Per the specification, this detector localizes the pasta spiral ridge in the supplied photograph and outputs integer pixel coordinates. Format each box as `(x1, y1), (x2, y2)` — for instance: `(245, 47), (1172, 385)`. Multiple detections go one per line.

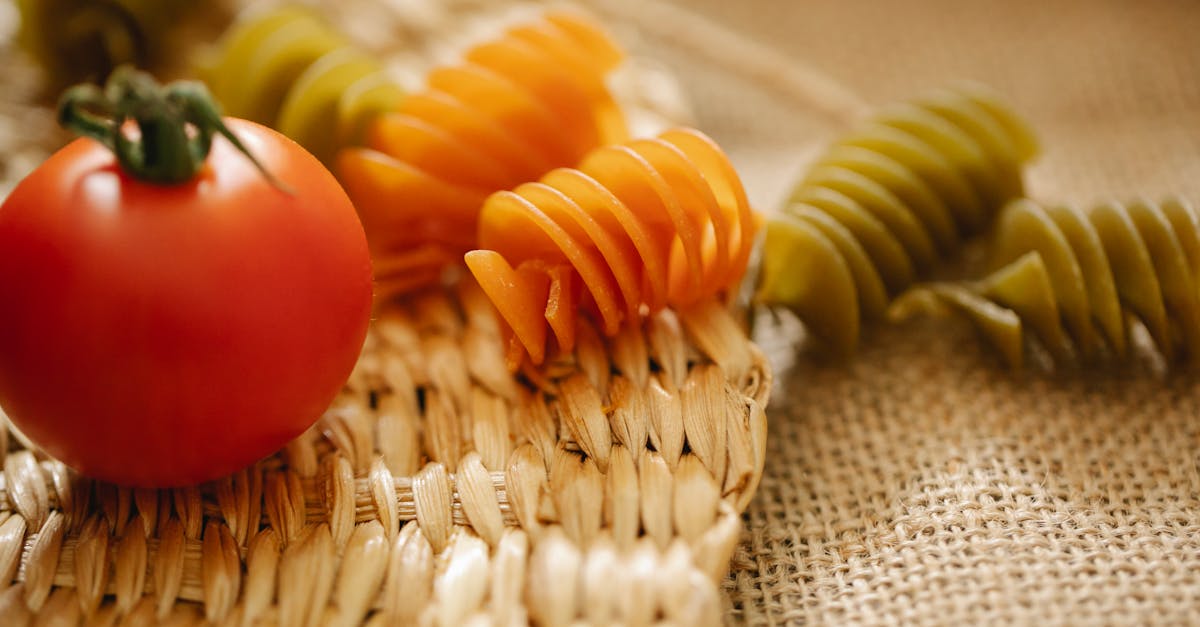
(464, 128), (761, 367)
(757, 83), (1039, 357)
(197, 6), (404, 165)
(337, 11), (629, 299)
(893, 197), (1200, 369)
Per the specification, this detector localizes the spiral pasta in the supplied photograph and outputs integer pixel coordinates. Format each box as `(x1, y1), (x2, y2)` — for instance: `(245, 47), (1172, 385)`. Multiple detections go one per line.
(463, 128), (760, 368)
(337, 10), (629, 299)
(892, 197), (1200, 369)
(757, 83), (1039, 357)
(196, 6), (404, 165)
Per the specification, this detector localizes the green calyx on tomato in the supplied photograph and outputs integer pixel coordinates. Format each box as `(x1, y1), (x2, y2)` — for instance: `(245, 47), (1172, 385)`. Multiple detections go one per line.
(58, 65), (288, 188)
(0, 67), (374, 487)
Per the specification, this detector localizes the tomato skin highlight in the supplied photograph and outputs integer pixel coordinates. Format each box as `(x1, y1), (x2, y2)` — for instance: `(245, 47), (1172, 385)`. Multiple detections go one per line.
(0, 118), (373, 487)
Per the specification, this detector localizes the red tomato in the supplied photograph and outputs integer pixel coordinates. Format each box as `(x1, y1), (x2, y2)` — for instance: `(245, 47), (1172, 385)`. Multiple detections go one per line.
(0, 119), (373, 487)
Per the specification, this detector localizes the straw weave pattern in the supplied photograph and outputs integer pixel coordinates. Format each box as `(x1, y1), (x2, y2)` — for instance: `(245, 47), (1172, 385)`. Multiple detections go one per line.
(0, 279), (770, 625)
(0, 1), (778, 622)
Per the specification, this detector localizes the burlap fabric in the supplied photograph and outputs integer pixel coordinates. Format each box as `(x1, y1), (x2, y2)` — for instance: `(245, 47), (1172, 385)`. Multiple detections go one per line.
(609, 1), (1200, 624)
(1, 0), (1198, 624)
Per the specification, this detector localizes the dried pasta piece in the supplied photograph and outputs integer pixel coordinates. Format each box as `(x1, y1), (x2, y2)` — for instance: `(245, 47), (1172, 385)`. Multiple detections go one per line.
(758, 82), (1039, 357)
(894, 197), (1200, 368)
(196, 6), (404, 165)
(338, 11), (628, 298)
(276, 48), (383, 164)
(990, 200), (1096, 357)
(466, 129), (760, 369)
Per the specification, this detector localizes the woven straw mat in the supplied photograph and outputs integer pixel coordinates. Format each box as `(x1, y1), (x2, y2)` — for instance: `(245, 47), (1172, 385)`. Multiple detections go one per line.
(1, 0), (1199, 625)
(0, 0), (773, 625)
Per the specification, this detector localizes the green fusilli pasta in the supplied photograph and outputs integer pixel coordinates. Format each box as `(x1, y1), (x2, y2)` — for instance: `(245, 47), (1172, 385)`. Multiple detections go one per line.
(758, 83), (1038, 356)
(894, 197), (1200, 368)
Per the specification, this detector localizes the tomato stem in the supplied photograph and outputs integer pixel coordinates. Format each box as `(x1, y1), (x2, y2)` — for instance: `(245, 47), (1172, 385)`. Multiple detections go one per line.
(57, 65), (290, 190)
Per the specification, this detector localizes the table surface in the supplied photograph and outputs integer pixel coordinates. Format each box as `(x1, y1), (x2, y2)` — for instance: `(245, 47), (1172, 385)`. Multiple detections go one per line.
(635, 1), (1200, 624)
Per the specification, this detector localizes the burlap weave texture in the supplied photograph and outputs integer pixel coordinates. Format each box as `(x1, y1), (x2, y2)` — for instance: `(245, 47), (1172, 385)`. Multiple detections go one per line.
(628, 1), (1200, 624)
